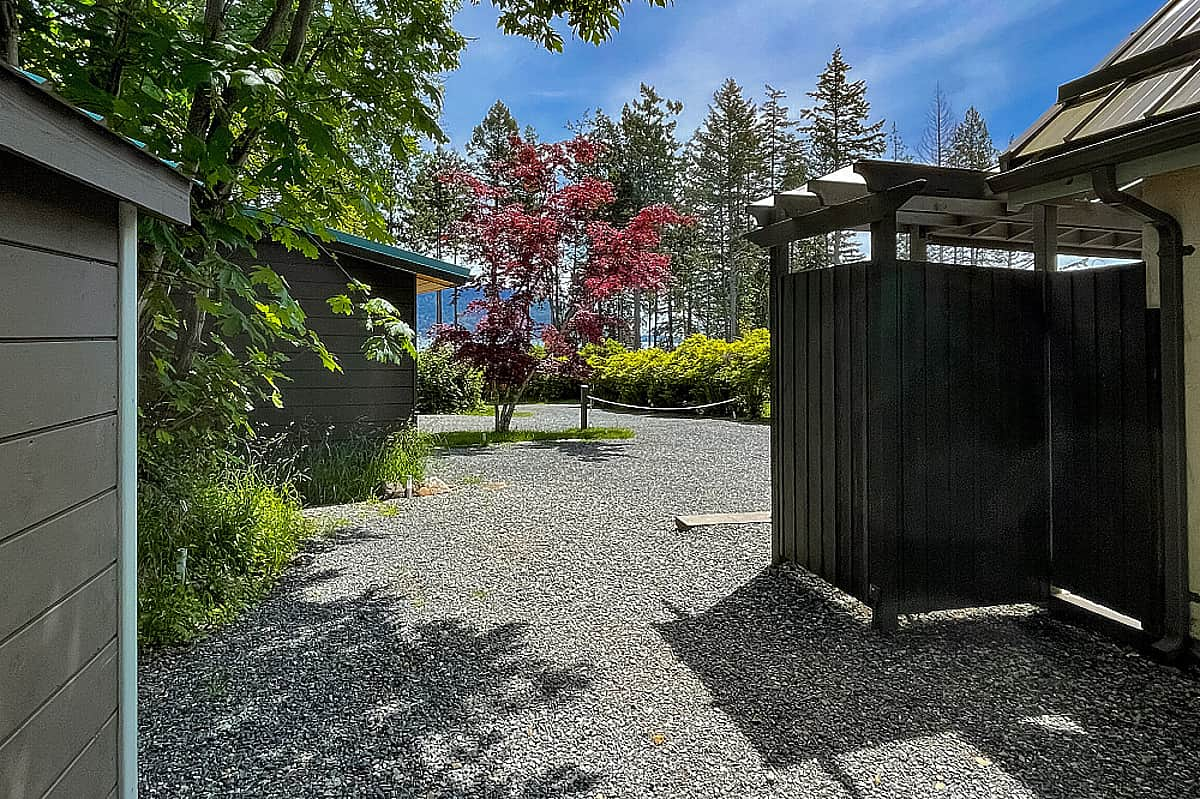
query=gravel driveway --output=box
[139,405,1200,798]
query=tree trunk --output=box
[0,0,19,66]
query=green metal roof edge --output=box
[325,227,471,283]
[242,207,470,284]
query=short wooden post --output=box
[579,383,589,429]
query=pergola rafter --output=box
[745,159,1146,260]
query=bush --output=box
[138,441,309,645]
[294,427,433,506]
[416,346,485,414]
[586,330,770,417]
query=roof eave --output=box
[990,109,1200,194]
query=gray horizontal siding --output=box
[0,153,118,264]
[0,244,118,339]
[0,417,117,536]
[0,491,117,641]
[0,340,118,439]
[0,159,122,799]
[0,639,117,799]
[43,713,117,799]
[243,242,418,433]
[0,565,117,744]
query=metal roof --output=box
[324,228,471,294]
[1004,0,1200,169]
[748,160,1144,259]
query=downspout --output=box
[117,201,139,798]
[1092,165,1193,660]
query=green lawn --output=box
[434,427,634,448]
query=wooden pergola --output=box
[746,159,1145,266]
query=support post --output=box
[768,237,790,566]
[909,227,928,262]
[1032,203,1058,603]
[117,202,139,798]
[1032,204,1058,272]
[867,213,901,633]
[580,383,589,430]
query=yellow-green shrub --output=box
[586,330,770,417]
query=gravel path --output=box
[140,405,1200,798]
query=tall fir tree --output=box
[686,77,765,338]
[801,48,885,264]
[760,84,805,193]
[888,121,913,162]
[919,83,955,166]
[392,146,472,324]
[467,100,521,182]
[948,106,998,169]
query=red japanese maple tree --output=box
[435,135,688,431]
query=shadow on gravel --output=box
[431,439,632,464]
[657,568,1200,799]
[139,585,598,798]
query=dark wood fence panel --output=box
[1048,263,1160,629]
[774,260,1051,622]
[774,263,870,603]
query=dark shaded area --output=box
[657,568,1200,799]
[140,563,597,798]
[430,438,632,464]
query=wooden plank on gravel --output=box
[675,512,771,531]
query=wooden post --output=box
[768,237,790,566]
[1032,202,1058,604]
[579,383,589,430]
[909,227,928,262]
[867,212,901,633]
[1032,204,1058,272]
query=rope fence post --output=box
[580,383,590,430]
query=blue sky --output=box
[439,0,1162,153]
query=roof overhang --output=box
[0,64,191,224]
[324,229,471,294]
[747,160,1145,260]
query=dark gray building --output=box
[248,232,469,433]
[0,65,191,798]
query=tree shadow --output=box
[656,568,1200,798]
[139,583,598,797]
[430,438,632,464]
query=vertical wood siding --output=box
[245,242,418,434]
[0,156,120,798]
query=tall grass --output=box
[138,442,310,646]
[295,427,434,506]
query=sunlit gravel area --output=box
[139,405,1200,798]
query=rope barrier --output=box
[588,396,740,412]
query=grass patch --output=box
[138,444,310,646]
[434,427,634,448]
[296,428,433,506]
[458,407,534,418]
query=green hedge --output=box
[585,330,770,417]
[416,346,485,414]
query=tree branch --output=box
[251,0,293,51]
[281,0,315,65]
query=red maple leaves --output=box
[434,134,691,394]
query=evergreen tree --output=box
[467,100,521,181]
[801,48,885,264]
[392,146,472,324]
[686,77,765,339]
[919,83,955,166]
[888,121,913,162]
[760,84,805,193]
[948,106,998,169]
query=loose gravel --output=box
[140,405,1200,798]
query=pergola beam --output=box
[747,180,927,248]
